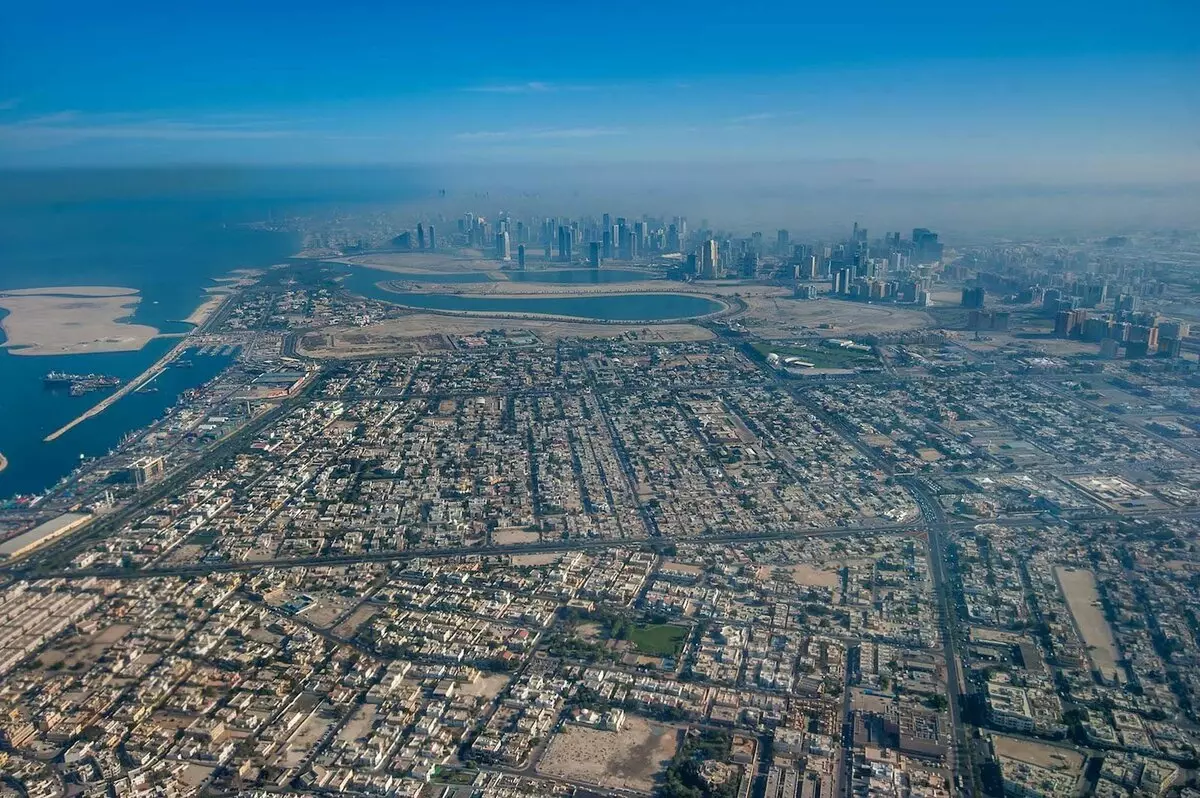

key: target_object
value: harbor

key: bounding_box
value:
[43,371,122,397]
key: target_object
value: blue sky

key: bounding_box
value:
[0,0,1197,174]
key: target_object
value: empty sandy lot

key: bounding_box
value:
[537,716,678,793]
[300,316,712,358]
[784,563,841,588]
[737,292,934,337]
[494,528,540,546]
[991,733,1084,773]
[1055,566,1123,682]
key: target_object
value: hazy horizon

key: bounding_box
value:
[2,163,1197,240]
[3,0,1199,236]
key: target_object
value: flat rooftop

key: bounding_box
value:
[0,512,92,558]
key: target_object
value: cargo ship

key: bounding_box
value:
[43,372,122,396]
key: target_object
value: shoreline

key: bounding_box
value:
[0,271,256,357]
[0,289,159,356]
[0,452,7,474]
[365,293,732,325]
[376,279,703,300]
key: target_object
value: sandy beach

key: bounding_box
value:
[0,452,7,474]
[183,291,228,326]
[0,286,161,356]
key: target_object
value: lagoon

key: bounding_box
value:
[367,291,722,321]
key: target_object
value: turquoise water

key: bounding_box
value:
[0,193,297,499]
[361,290,722,321]
[339,265,709,321]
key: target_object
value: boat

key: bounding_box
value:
[44,372,122,395]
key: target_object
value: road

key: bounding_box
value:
[42,293,239,443]
[905,477,979,797]
[8,381,317,576]
[24,521,911,581]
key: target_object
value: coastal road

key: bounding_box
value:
[42,292,240,443]
[10,381,317,575]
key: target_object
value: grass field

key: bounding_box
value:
[752,341,877,369]
[629,623,689,657]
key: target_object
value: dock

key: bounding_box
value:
[42,293,234,443]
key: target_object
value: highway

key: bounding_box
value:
[10,380,317,577]
[905,477,979,797]
[25,521,912,581]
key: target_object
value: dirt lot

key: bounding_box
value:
[991,734,1084,773]
[511,553,562,566]
[736,291,934,337]
[784,563,841,588]
[537,716,679,793]
[493,528,540,546]
[1054,566,1123,683]
[300,315,712,358]
[333,604,382,638]
[458,673,511,699]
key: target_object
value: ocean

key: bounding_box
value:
[0,171,310,500]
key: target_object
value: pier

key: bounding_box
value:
[42,294,233,443]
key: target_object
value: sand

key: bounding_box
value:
[735,291,935,336]
[1054,566,1123,682]
[990,734,1084,773]
[0,452,6,474]
[0,287,160,355]
[493,528,541,546]
[537,716,679,793]
[299,315,713,358]
[0,285,139,297]
[785,562,841,588]
[183,291,229,326]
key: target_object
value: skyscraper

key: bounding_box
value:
[667,224,680,252]
[517,244,526,270]
[417,223,426,251]
[700,240,719,279]
[557,226,572,263]
[427,225,436,251]
[741,251,758,278]
[912,228,943,264]
[589,241,601,268]
[496,231,511,261]
[602,229,613,260]
[776,229,789,256]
